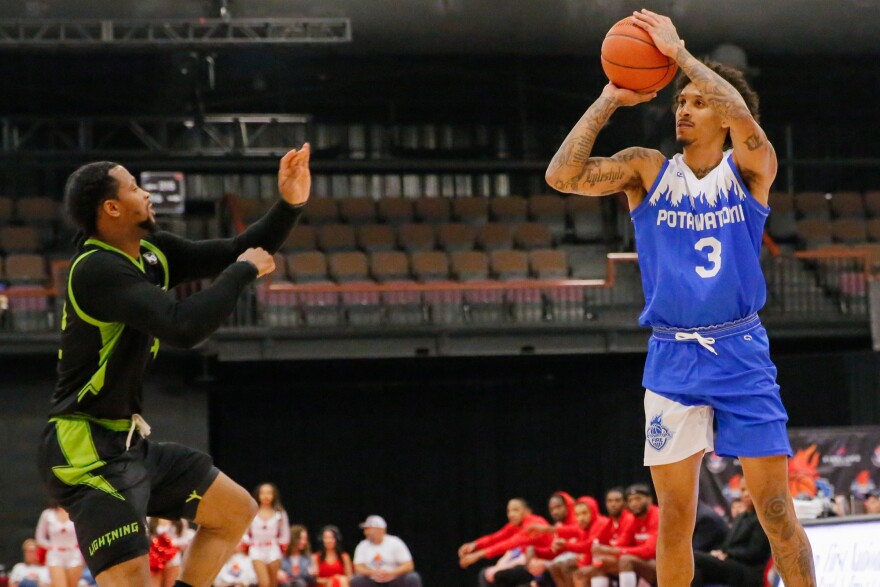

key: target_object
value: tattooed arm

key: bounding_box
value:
[631,9,777,205]
[545,83,665,210]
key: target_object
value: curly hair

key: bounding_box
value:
[64,161,120,244]
[673,61,760,149]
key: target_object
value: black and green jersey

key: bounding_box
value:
[50,200,302,420]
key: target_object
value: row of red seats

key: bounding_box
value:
[271,249,570,284]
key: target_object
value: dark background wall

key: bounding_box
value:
[2,339,879,583]
[207,339,878,587]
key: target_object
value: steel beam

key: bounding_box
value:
[0,18,351,48]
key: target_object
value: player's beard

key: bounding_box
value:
[676,137,694,150]
[138,217,158,233]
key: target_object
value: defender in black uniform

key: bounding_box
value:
[38,145,312,587]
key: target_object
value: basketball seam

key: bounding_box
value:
[600,55,670,71]
[603,33,663,50]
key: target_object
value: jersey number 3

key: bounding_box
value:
[694,237,722,278]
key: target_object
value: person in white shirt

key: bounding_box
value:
[10,539,51,587]
[214,538,258,587]
[351,516,421,587]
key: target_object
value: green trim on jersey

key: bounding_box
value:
[67,250,105,328]
[50,413,133,432]
[67,249,126,403]
[139,240,167,357]
[83,238,144,272]
[51,418,125,500]
[140,239,169,291]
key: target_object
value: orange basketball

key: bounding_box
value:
[601,17,677,93]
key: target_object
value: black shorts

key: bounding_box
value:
[39,416,219,577]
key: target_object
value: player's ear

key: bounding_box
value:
[102,198,122,219]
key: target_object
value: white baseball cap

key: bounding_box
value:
[358,515,387,529]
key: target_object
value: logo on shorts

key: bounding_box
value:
[88,521,140,556]
[646,412,673,451]
[186,490,203,503]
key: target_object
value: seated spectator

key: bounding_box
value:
[280,524,317,587]
[78,567,98,586]
[692,502,729,552]
[545,497,610,587]
[488,556,546,587]
[863,489,880,515]
[729,498,747,522]
[351,515,421,587]
[526,492,578,540]
[692,479,772,587]
[10,539,50,587]
[458,498,552,575]
[312,526,352,587]
[478,548,527,586]
[214,538,258,587]
[574,483,659,587]
[503,491,578,587]
[600,487,634,548]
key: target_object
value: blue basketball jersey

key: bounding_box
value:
[630,150,768,329]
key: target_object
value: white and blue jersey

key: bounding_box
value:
[631,149,767,329]
[631,150,791,459]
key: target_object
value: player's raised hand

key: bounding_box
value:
[278,143,311,206]
[237,247,276,277]
[602,82,657,106]
[630,9,684,59]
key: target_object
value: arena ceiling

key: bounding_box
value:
[0,0,878,55]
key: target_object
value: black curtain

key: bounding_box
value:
[207,347,870,587]
[209,354,649,587]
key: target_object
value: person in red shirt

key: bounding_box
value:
[458,498,552,573]
[545,497,610,587]
[526,491,578,558]
[573,484,659,587]
[601,488,634,549]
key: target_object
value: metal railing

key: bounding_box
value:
[0,251,871,336]
[763,250,871,318]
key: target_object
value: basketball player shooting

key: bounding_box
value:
[38,145,311,587]
[545,9,816,587]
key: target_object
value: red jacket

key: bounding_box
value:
[594,509,635,547]
[557,496,611,566]
[533,491,579,560]
[474,513,553,559]
[618,505,659,560]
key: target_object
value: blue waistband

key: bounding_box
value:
[651,313,761,341]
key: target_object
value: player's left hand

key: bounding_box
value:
[278,143,311,206]
[631,9,685,59]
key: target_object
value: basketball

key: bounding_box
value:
[601,17,678,93]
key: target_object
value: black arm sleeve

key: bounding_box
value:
[74,251,258,349]
[151,200,303,287]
